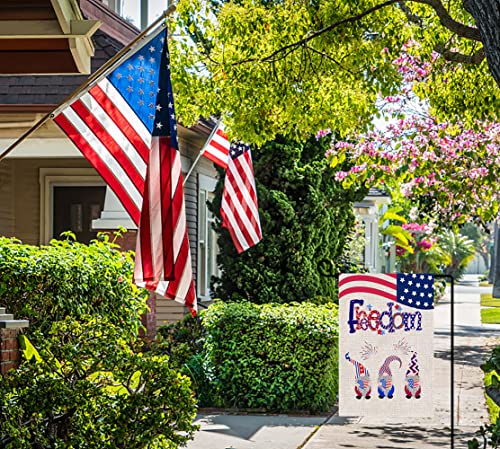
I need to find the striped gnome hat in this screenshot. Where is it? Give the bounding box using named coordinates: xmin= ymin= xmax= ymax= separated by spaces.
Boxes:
xmin=406 ymin=352 xmax=420 ymax=376
xmin=345 ymin=352 xmax=370 ymax=377
xmin=379 ymin=355 xmax=402 ymax=376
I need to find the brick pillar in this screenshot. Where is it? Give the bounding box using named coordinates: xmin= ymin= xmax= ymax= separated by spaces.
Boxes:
xmin=0 ymin=308 xmax=29 ymax=376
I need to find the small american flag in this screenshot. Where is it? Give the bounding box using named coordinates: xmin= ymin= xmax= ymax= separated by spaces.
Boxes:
xmin=53 ymin=27 xmax=196 ymax=315
xmin=220 ymin=142 xmax=262 ymax=253
xmin=339 ymin=273 xmax=434 ymax=310
xmin=201 ymin=122 xmax=230 ymax=169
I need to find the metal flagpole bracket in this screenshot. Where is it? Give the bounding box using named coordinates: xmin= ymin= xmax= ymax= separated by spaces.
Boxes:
xmin=183 ymin=118 xmax=223 ymax=186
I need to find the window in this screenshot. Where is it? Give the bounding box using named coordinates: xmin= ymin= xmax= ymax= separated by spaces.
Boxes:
xmin=39 ymin=168 xmax=105 ymax=245
xmin=197 ymin=174 xmax=219 ymax=301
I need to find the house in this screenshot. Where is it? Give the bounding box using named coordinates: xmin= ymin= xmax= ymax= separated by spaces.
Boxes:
xmin=353 ymin=188 xmax=394 ymax=273
xmin=0 ymin=0 xmax=220 ymax=336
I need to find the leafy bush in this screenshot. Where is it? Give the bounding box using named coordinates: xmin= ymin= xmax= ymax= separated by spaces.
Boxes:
xmin=467 ymin=346 xmax=500 ymax=448
xmin=0 ymin=318 xmax=198 ymax=449
xmin=0 ymin=236 xmax=198 ymax=449
xmin=0 ymin=236 xmax=148 ymax=336
xmin=202 ymin=300 xmax=339 ymax=413
xmin=156 ymin=313 xmax=206 ymax=371
xmin=439 ymin=229 xmax=476 ymax=280
xmin=210 ymin=134 xmax=367 ymax=304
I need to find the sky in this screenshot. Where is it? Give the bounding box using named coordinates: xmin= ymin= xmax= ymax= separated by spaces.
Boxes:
xmin=122 ymin=0 xmax=166 ymax=28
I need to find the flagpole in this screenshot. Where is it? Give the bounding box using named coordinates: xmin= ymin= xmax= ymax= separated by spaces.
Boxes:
xmin=183 ymin=118 xmax=222 ymax=186
xmin=0 ymin=5 xmax=176 ymax=163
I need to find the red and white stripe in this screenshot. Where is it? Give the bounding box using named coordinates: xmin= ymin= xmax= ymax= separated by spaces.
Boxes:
xmin=220 ymin=149 xmax=262 ymax=253
xmin=54 ymin=78 xmax=196 ymax=314
xmin=339 ymin=273 xmax=397 ymax=301
xmin=54 ymin=78 xmax=149 ymax=226
xmin=136 ymin=142 xmax=196 ymax=314
xmin=201 ymin=123 xmax=230 ymax=169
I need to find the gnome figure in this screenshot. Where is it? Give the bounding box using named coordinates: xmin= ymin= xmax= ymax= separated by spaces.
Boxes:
xmin=377 ymin=355 xmax=402 ymax=399
xmin=405 ymin=352 xmax=422 ymax=399
xmin=345 ymin=352 xmax=372 ymax=399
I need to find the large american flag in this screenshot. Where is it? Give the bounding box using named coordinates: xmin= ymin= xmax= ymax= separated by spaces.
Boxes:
xmin=339 ymin=273 xmax=434 ymax=310
xmin=201 ymin=122 xmax=230 ymax=169
xmin=220 ymin=142 xmax=262 ymax=253
xmin=53 ymin=27 xmax=196 ymax=315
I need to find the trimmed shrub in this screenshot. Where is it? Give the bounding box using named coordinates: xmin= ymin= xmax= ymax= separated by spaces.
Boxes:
xmin=0 ymin=236 xmax=148 ymax=337
xmin=202 ymin=300 xmax=339 ymax=413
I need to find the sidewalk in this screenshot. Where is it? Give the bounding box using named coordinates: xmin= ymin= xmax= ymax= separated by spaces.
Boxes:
xmin=186 ymin=284 xmax=500 ymax=449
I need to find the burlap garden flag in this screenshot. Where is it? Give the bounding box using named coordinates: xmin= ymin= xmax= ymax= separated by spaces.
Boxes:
xmin=338 ymin=273 xmax=434 ymax=417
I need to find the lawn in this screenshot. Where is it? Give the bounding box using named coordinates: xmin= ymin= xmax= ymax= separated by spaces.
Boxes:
xmin=481 ymin=293 xmax=500 ymax=308
xmin=482 ymin=308 xmax=500 ymax=324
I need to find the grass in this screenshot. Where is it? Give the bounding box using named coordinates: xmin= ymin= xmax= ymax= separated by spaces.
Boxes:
xmin=481 ymin=293 xmax=500 ymax=308
xmin=484 ymin=371 xmax=500 ymax=423
xmin=481 ymin=308 xmax=500 ymax=324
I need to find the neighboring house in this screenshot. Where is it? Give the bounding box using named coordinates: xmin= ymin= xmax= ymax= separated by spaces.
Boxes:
xmin=353 ymin=188 xmax=393 ymax=273
xmin=0 ymin=0 xmax=220 ymax=334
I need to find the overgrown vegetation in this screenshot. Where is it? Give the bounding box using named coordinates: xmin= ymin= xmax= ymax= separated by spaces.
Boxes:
xmin=0 ymin=236 xmax=198 ymax=449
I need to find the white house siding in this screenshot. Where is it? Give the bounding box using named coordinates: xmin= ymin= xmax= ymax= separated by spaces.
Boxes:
xmin=0 ymin=160 xmax=14 ymax=237
xmin=155 ymin=148 xmax=219 ymax=329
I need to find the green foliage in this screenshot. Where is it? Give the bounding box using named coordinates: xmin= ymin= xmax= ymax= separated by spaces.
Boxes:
xmin=154 ymin=314 xmax=224 ymax=408
xmin=439 ymin=229 xmax=476 ymax=280
xmin=202 ymin=300 xmax=339 ymax=413
xmin=0 ymin=318 xmax=198 ymax=449
xmin=169 ymin=0 xmax=500 ymax=144
xmin=211 ymin=135 xmax=367 ymax=304
xmin=0 ymin=237 xmax=198 ymax=449
xmin=0 ymin=236 xmax=148 ymax=336
xmin=484 ymin=371 xmax=500 ymax=424
xmin=156 ymin=314 xmax=206 ymax=371
xmin=468 ymin=347 xmax=500 ymax=448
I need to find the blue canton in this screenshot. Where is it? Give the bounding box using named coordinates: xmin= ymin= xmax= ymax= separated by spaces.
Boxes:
xmin=396 ymin=273 xmax=434 ymax=310
xmin=229 ymin=142 xmax=250 ymax=159
xmin=107 ymin=28 xmax=176 ymax=146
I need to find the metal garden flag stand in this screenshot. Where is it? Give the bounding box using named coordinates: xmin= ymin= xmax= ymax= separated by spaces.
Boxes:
xmin=338 ymin=273 xmax=455 ymax=448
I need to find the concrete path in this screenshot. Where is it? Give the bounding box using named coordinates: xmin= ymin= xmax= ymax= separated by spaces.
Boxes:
xmin=186 ymin=282 xmax=500 ymax=449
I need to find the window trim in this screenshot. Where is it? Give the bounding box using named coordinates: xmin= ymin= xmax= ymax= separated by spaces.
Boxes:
xmin=39 ymin=168 xmax=105 ymax=245
xmin=197 ymin=173 xmax=218 ymax=301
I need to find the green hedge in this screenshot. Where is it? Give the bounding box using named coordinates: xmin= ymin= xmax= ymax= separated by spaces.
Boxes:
xmin=485 ymin=371 xmax=500 ymax=424
xmin=0 ymin=237 xmax=198 ymax=449
xmin=202 ymin=300 xmax=339 ymax=413
xmin=0 ymin=236 xmax=147 ymax=336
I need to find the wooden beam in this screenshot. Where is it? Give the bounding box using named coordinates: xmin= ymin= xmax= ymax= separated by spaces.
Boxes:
xmin=0 ymin=20 xmax=100 ymax=39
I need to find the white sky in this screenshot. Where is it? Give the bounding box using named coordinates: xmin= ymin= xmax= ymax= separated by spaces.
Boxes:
xmin=122 ymin=0 xmax=165 ymax=28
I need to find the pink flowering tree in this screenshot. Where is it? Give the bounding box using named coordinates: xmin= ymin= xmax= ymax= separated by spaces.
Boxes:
xmin=327 ymin=44 xmax=500 ymax=226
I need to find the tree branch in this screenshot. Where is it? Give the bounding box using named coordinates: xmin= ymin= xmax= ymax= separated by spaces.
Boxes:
xmin=234 ymin=0 xmax=402 ymax=65
xmin=434 ymin=44 xmax=485 ymax=64
xmin=231 ymin=0 xmax=482 ymax=67
xmin=415 ymin=0 xmax=482 ymax=41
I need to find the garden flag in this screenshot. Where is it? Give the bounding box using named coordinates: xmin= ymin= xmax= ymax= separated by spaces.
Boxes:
xmin=338 ymin=273 xmax=434 ymax=417
xmin=53 ymin=27 xmax=197 ymax=315
xmin=200 ymin=122 xmax=230 ymax=169
xmin=220 ymin=142 xmax=262 ymax=253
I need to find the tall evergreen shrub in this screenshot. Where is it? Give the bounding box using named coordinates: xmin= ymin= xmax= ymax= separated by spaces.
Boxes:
xmin=211 ymin=135 xmax=367 ymax=303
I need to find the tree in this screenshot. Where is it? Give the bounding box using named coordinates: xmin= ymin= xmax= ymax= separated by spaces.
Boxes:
xmin=210 ymin=134 xmax=367 ymax=303
xmin=170 ymin=0 xmax=500 ymax=144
